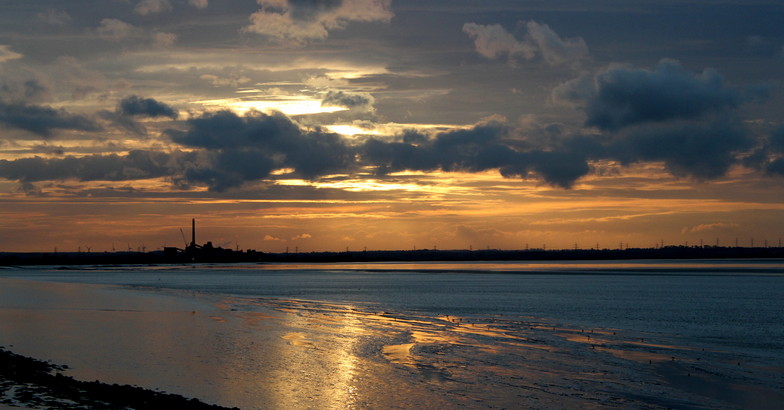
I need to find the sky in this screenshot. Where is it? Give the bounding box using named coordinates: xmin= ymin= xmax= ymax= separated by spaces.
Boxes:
xmin=2 ymin=0 xmax=784 ymax=253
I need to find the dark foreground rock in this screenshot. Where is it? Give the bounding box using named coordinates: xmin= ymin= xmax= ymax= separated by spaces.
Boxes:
xmin=0 ymin=347 xmax=238 ymax=409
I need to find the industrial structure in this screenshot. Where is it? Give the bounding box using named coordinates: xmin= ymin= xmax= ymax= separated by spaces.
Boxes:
xmin=163 ymin=219 xmax=256 ymax=262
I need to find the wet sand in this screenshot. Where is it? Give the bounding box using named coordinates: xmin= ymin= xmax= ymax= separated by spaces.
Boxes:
xmin=1 ymin=277 xmax=782 ymax=409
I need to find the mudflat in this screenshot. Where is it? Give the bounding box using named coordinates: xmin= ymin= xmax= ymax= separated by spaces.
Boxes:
xmin=0 ymin=275 xmax=782 ymax=409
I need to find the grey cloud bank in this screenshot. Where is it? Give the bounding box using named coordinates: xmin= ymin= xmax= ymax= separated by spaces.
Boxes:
xmin=0 ymin=1 xmax=783 ymax=194
xmin=119 ymin=96 xmax=178 ymax=119
xmin=555 ymin=60 xmax=741 ymax=131
xmin=167 ymin=110 xmax=354 ymax=190
xmin=0 ymin=74 xmax=768 ymax=191
xmin=0 ymin=102 xmax=101 ymax=138
xmin=0 ymin=150 xmax=176 ymax=183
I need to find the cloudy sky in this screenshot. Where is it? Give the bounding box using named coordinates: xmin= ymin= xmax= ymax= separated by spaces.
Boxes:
xmin=2 ymin=0 xmax=784 ymax=253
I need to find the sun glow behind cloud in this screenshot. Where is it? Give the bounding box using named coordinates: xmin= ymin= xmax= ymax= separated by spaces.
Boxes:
xmin=310 ymin=178 xmax=430 ymax=193
xmin=195 ymin=98 xmax=347 ymax=116
xmin=1 ymin=1 xmax=784 ymax=253
xmin=324 ymin=125 xmax=381 ymax=136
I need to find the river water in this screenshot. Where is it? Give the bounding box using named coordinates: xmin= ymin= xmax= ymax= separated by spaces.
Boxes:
xmin=1 ymin=259 xmax=783 ymax=408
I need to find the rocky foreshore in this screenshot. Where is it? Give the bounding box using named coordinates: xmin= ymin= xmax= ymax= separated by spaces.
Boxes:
xmin=0 ymin=347 xmax=238 ymax=409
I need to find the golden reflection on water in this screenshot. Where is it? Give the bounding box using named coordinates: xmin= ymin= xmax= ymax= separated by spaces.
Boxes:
xmin=267 ymin=309 xmax=317 ymax=407
xmin=2 ymin=277 xmax=780 ymax=409
xmin=381 ymin=343 xmax=415 ymax=366
xmin=223 ymin=297 xmax=684 ymax=408
xmin=281 ymin=332 xmax=315 ymax=348
xmin=331 ymin=309 xmax=362 ymax=408
xmin=264 ymin=302 xmax=370 ymax=409
xmin=242 ymin=295 xmax=776 ymax=409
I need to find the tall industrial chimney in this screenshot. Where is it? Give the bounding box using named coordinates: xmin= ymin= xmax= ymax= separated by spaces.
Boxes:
xmin=191 ymin=218 xmax=196 ymax=247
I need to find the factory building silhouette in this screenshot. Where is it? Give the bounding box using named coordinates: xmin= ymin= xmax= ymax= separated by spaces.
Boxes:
xmin=164 ymin=219 xmax=246 ymax=262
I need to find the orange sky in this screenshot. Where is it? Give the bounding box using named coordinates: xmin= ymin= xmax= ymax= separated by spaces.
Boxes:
xmin=3 ymin=165 xmax=784 ymax=252
xmin=2 ymin=1 xmax=784 ymax=252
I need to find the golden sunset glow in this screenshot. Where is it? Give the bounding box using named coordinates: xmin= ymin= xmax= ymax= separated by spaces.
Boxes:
xmin=195 ymin=98 xmax=347 ymax=116
xmin=1 ymin=1 xmax=783 ymax=253
xmin=324 ymin=124 xmax=381 ymax=136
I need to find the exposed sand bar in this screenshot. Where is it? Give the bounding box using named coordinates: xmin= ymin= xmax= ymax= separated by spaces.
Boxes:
xmin=1 ymin=277 xmax=783 ymax=409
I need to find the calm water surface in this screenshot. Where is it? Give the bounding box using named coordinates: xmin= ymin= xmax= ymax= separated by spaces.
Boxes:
xmin=2 ymin=259 xmax=784 ymax=408
xmin=4 ymin=259 xmax=784 ymax=358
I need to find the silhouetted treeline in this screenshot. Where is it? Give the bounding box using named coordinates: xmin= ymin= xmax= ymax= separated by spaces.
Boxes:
xmin=3 ymin=246 xmax=784 ymax=266
xmin=261 ymin=246 xmax=784 ymax=263
xmin=0 ymin=248 xmax=263 ymax=266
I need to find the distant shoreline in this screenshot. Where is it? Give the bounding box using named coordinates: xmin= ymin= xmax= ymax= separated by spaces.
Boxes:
xmin=2 ymin=246 xmax=784 ymax=266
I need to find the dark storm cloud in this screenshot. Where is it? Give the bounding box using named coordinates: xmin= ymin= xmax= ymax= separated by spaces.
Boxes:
xmin=0 ymin=107 xmax=768 ymax=191
xmin=100 ymin=96 xmax=178 ymax=136
xmin=178 ymin=149 xmax=277 ymax=192
xmin=359 ymin=122 xmax=594 ymax=188
xmin=167 ymin=109 xmax=300 ymax=149
xmin=499 ymin=150 xmax=592 ymax=189
xmin=556 ymin=60 xmax=740 ymax=131
xmin=607 ymin=119 xmax=753 ymax=180
xmin=118 ymin=95 xmax=178 ymax=119
xmin=360 ymin=104 xmax=758 ymax=185
xmin=165 ymin=112 xmax=594 ymax=189
xmin=0 ymin=101 xmax=101 ymax=137
xmin=365 ymin=91 xmax=769 ymax=186
xmin=0 ymin=100 xmax=769 ymax=192
xmin=167 ymin=110 xmax=354 ymax=190
xmin=361 ymin=124 xmax=513 ymax=174
xmin=0 ymin=0 xmax=783 ymax=208
xmin=543 ymin=59 xmax=769 ymax=181
xmin=0 ymin=150 xmax=175 ymax=182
